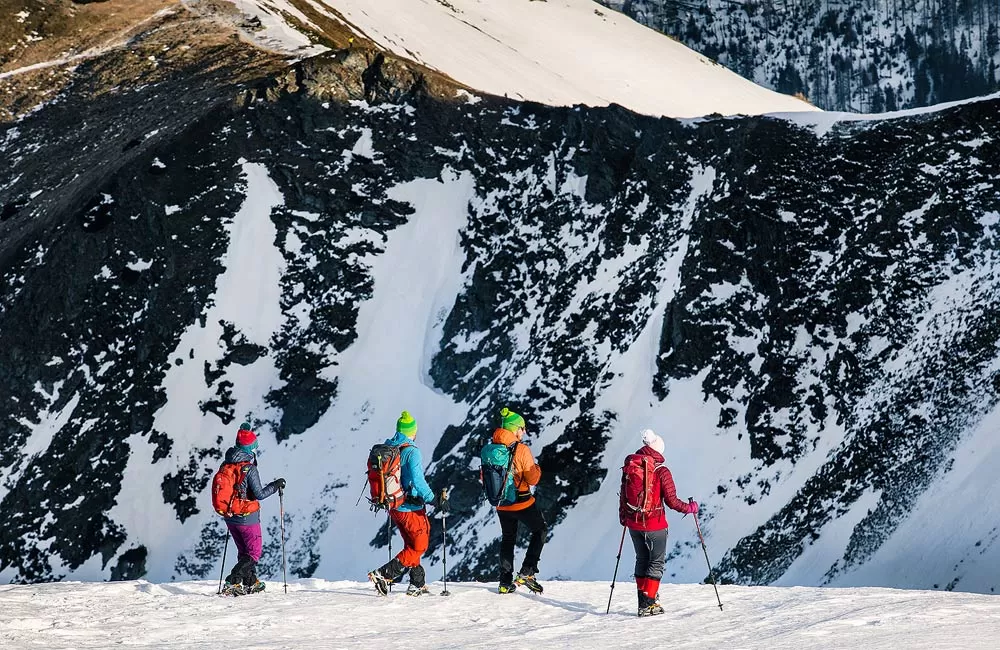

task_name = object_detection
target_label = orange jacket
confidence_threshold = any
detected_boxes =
[491,427,541,511]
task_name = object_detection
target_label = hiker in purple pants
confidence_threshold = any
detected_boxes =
[220,424,284,595]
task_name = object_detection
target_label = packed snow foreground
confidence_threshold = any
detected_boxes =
[3,579,998,649]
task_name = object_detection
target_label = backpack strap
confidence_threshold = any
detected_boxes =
[224,463,240,516]
[237,461,253,495]
[502,442,520,491]
[395,442,412,490]
[645,460,665,521]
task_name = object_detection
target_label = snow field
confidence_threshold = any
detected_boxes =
[229,0,329,57]
[2,579,999,650]
[235,0,817,117]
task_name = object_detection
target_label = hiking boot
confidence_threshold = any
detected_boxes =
[244,580,266,594]
[221,581,245,597]
[498,582,518,594]
[368,569,391,596]
[638,603,665,617]
[514,573,543,594]
[406,584,430,597]
[637,590,664,616]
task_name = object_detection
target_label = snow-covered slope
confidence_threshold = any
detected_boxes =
[3,71,1000,591]
[229,0,330,57]
[238,0,817,117]
[3,579,999,650]
[2,0,1000,598]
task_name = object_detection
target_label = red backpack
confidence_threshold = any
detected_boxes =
[620,453,663,525]
[211,461,261,517]
[366,443,409,511]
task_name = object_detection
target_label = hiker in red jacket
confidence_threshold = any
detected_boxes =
[619,429,698,617]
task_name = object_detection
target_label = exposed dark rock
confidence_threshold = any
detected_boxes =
[2,30,999,589]
[110,546,147,581]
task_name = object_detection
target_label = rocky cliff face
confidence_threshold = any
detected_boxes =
[2,1,1000,592]
[599,0,1000,112]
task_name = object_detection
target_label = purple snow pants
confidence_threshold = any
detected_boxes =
[225,522,263,586]
[227,521,263,561]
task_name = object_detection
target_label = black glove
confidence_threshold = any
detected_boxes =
[436,489,451,514]
[271,478,286,490]
[404,494,425,507]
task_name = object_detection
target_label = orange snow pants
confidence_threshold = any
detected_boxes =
[390,508,430,567]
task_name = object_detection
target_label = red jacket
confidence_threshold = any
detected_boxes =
[619,446,689,532]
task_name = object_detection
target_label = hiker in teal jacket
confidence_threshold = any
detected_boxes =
[368,412,436,596]
[384,430,434,510]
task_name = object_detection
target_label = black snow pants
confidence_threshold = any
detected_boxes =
[498,502,547,585]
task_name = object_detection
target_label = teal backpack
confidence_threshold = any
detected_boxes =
[481,441,519,507]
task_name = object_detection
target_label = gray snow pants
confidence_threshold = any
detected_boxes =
[630,528,668,580]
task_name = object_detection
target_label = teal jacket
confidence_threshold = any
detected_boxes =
[385,432,435,512]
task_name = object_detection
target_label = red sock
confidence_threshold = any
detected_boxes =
[644,578,661,600]
[636,576,648,593]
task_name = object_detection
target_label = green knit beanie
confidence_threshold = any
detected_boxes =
[396,411,417,438]
[500,407,525,432]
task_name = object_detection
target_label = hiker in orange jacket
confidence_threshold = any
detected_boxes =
[492,407,545,594]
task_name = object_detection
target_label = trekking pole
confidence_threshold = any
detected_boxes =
[439,488,450,596]
[606,525,627,614]
[217,534,230,595]
[690,498,723,611]
[279,488,288,595]
[355,478,368,507]
[387,512,393,593]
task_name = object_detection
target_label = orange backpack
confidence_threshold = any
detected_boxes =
[366,443,409,511]
[211,461,261,517]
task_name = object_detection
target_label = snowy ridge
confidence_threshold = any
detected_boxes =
[2,579,999,650]
[233,0,817,117]
[777,91,1000,138]
[229,0,329,57]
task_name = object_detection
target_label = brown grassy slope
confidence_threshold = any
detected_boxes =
[0,0,288,121]
[0,0,471,122]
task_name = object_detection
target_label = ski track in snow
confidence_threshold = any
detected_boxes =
[2,580,999,649]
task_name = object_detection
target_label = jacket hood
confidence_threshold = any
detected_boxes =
[224,446,257,464]
[492,427,517,445]
[635,445,665,464]
[385,431,415,447]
